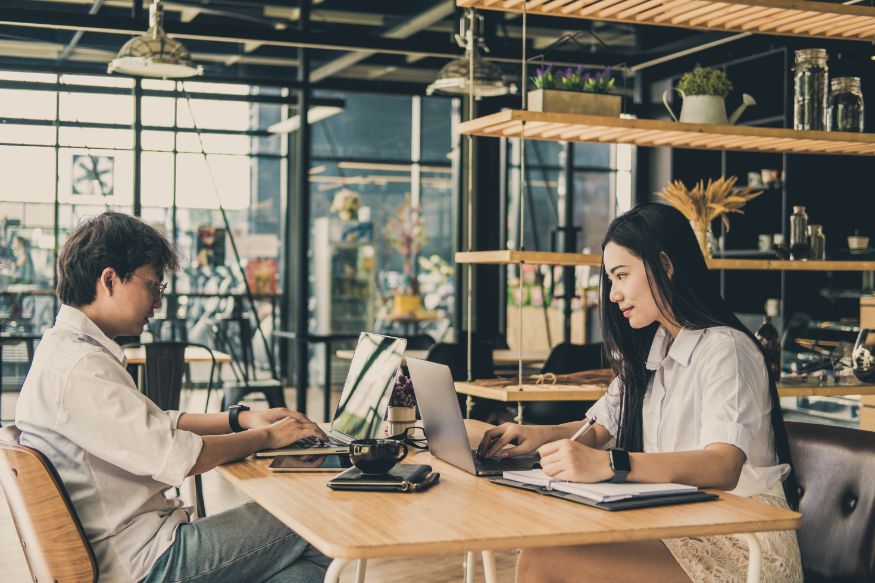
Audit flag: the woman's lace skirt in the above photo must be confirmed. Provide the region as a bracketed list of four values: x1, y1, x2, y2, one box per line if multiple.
[662, 490, 803, 582]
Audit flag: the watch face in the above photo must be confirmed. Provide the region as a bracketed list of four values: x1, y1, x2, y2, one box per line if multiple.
[609, 448, 631, 472]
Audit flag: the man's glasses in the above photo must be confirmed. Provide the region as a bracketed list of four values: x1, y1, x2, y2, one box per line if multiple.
[131, 273, 168, 301]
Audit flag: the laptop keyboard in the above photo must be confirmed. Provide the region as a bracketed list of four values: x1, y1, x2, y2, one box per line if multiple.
[473, 451, 538, 472]
[292, 436, 346, 448]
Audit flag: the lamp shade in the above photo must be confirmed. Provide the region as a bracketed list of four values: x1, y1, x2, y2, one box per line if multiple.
[426, 54, 515, 98]
[108, 0, 202, 79]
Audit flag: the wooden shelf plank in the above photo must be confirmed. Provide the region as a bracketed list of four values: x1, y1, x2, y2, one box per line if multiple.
[456, 380, 875, 401]
[457, 0, 875, 42]
[456, 250, 875, 271]
[456, 250, 602, 266]
[458, 110, 875, 156]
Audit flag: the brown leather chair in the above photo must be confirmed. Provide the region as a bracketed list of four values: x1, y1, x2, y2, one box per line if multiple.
[0, 424, 97, 583]
[786, 421, 875, 582]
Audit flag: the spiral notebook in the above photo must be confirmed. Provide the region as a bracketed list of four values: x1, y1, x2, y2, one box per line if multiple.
[493, 469, 718, 511]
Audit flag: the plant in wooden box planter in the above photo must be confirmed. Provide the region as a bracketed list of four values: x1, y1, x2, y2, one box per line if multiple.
[657, 176, 762, 259]
[527, 64, 620, 116]
[663, 66, 756, 125]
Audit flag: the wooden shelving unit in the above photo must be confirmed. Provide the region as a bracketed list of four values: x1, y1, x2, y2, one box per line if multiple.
[459, 110, 875, 156]
[458, 0, 875, 42]
[456, 250, 875, 271]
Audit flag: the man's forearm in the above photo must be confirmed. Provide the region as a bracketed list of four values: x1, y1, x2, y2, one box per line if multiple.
[177, 412, 232, 435]
[188, 428, 271, 476]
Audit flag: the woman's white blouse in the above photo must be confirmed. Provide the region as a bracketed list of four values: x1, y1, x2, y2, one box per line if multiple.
[586, 325, 789, 497]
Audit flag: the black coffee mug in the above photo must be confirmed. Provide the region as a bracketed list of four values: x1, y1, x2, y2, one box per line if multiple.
[349, 439, 408, 475]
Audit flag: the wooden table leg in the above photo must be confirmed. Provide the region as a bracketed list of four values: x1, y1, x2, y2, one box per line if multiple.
[465, 395, 473, 419]
[737, 533, 762, 583]
[514, 402, 524, 424]
[324, 558, 351, 583]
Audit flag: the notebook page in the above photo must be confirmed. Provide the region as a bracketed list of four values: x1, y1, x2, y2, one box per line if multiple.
[501, 468, 553, 487]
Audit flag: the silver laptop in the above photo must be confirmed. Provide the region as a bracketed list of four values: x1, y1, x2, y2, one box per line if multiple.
[257, 332, 407, 456]
[406, 357, 538, 476]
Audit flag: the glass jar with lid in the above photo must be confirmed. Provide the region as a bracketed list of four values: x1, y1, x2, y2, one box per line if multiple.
[827, 76, 864, 132]
[807, 224, 826, 260]
[790, 205, 809, 260]
[794, 49, 828, 131]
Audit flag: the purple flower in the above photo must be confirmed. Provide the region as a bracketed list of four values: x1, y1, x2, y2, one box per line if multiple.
[535, 66, 544, 78]
[545, 63, 553, 73]
[576, 64, 585, 75]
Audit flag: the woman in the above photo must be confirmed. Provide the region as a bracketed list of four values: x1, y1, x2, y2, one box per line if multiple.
[479, 203, 802, 582]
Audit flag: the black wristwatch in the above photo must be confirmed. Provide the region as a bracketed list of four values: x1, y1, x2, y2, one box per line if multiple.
[228, 404, 250, 433]
[608, 447, 631, 483]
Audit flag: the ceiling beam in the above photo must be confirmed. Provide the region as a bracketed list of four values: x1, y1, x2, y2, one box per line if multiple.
[0, 6, 462, 58]
[310, 0, 455, 82]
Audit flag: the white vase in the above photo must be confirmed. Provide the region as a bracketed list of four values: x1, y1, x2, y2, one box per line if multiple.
[385, 406, 416, 437]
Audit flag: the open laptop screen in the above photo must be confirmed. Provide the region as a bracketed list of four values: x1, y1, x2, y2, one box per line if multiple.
[331, 332, 406, 441]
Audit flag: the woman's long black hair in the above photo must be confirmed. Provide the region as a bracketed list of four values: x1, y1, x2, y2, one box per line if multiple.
[600, 202, 799, 510]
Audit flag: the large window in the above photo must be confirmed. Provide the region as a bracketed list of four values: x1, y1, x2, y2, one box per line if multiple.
[504, 139, 632, 347]
[309, 92, 455, 341]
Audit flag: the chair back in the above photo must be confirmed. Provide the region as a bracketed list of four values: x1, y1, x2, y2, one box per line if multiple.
[404, 334, 436, 351]
[124, 342, 216, 411]
[0, 425, 97, 583]
[540, 342, 604, 375]
[141, 342, 187, 410]
[786, 421, 875, 582]
[425, 341, 494, 381]
[525, 342, 605, 425]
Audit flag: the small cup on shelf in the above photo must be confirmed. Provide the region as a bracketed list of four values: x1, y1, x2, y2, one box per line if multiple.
[848, 235, 870, 252]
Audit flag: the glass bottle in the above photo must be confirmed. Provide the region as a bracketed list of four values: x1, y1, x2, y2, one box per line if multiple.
[789, 205, 809, 260]
[794, 49, 828, 131]
[756, 315, 782, 382]
[808, 224, 826, 260]
[827, 76, 864, 132]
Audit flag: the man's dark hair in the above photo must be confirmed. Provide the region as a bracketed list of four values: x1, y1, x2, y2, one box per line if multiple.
[57, 211, 179, 306]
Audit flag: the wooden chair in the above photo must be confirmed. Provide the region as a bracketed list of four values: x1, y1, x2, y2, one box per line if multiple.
[0, 424, 97, 583]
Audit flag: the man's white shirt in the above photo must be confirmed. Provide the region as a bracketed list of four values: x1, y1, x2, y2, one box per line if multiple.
[15, 305, 203, 582]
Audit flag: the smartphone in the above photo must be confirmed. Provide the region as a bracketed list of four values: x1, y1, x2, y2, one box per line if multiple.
[268, 454, 353, 472]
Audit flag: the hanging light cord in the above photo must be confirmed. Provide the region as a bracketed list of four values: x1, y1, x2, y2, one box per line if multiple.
[518, 3, 528, 389]
[180, 84, 278, 381]
[466, 9, 475, 383]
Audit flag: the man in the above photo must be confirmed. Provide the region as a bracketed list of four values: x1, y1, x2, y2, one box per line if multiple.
[16, 212, 330, 582]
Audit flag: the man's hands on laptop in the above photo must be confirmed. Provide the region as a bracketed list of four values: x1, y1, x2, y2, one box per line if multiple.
[239, 407, 317, 430]
[241, 408, 328, 449]
[478, 423, 562, 459]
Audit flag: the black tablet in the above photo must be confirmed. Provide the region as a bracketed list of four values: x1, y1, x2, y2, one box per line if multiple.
[268, 454, 353, 472]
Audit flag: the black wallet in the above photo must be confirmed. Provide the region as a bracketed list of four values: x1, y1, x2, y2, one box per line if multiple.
[327, 464, 440, 493]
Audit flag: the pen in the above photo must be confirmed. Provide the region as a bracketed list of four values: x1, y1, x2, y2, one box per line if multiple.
[569, 416, 596, 443]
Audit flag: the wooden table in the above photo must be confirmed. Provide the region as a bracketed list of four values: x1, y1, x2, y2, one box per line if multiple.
[336, 348, 548, 367]
[123, 346, 232, 365]
[455, 379, 875, 423]
[217, 420, 800, 583]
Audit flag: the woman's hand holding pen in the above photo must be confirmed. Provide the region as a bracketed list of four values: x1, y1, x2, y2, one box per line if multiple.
[538, 439, 613, 483]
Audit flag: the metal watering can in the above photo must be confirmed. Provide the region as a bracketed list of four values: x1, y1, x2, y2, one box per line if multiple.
[662, 88, 756, 125]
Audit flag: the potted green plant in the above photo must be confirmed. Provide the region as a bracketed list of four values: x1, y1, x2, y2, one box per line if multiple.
[527, 64, 621, 116]
[663, 66, 756, 125]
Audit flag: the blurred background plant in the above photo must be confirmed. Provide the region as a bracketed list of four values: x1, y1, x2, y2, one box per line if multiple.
[383, 196, 427, 295]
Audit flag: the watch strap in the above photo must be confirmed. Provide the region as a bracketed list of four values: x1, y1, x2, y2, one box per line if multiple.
[608, 447, 631, 483]
[229, 404, 250, 433]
